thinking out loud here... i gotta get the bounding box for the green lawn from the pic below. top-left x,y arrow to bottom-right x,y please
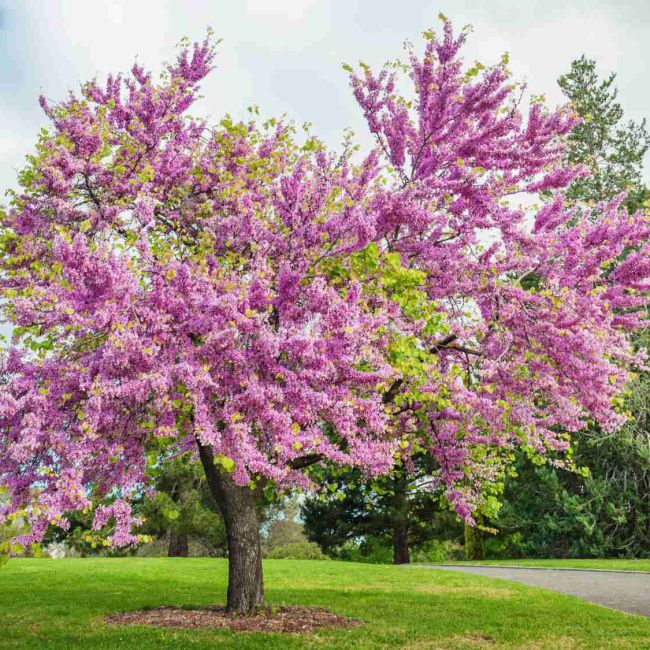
1,558 -> 649,649
446,558 -> 650,572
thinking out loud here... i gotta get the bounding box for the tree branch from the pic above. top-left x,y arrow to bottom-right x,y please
382,334 -> 480,405
430,334 -> 480,356
288,453 -> 323,470
383,378 -> 404,404
430,334 -> 458,352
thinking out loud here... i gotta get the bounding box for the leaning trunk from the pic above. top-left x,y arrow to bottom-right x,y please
198,442 -> 264,613
168,530 -> 189,557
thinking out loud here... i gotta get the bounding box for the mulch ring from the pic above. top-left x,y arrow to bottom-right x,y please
105,605 -> 361,634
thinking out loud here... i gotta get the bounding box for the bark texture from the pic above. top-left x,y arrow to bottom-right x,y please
464,520 -> 485,560
168,530 -> 189,557
392,521 -> 410,564
198,442 -> 264,613
391,475 -> 410,564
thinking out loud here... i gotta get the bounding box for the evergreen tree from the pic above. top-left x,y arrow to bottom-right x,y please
302,454 -> 462,564
558,55 -> 649,213
138,457 -> 227,558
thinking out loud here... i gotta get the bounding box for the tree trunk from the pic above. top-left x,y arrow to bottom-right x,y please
168,530 -> 189,557
393,520 -> 410,564
198,442 -> 264,613
391,474 -> 410,565
464,521 -> 484,561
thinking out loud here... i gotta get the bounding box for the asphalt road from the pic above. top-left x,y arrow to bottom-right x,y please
426,564 -> 650,617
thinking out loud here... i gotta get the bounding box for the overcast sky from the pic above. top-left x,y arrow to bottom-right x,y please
0,0 -> 648,197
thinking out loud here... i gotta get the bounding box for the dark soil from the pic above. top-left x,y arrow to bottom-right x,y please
105,605 -> 361,633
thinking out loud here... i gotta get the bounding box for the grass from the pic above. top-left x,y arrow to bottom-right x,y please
445,558 -> 650,572
1,558 -> 649,649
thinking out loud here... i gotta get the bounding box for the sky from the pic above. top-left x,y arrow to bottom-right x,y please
0,0 -> 648,198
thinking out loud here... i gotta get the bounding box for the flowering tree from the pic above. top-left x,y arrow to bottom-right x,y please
345,20 -> 648,519
1,20 -> 647,611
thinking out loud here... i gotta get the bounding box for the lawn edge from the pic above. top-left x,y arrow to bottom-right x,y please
415,563 -> 650,575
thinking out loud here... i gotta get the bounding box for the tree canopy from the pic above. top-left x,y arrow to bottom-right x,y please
1,19 -> 648,609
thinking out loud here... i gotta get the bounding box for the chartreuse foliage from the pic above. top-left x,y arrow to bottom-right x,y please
1,558 -> 650,649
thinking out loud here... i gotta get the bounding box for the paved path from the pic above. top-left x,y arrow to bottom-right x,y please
425,565 -> 650,617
